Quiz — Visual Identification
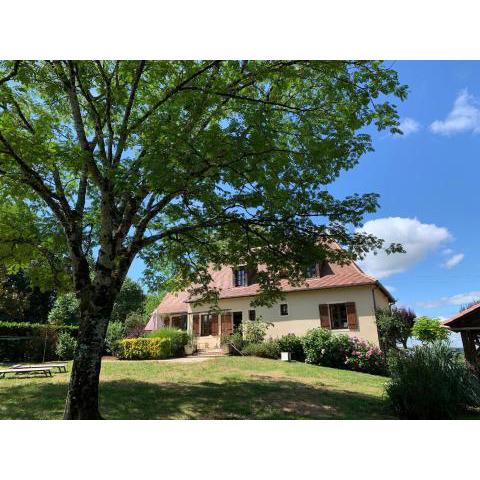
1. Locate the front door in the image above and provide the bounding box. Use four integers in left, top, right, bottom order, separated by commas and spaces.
233, 311, 243, 331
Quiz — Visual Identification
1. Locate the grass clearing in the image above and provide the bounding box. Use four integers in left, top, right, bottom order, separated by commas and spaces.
0, 356, 394, 419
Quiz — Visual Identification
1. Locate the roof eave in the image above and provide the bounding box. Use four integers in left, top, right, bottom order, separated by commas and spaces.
375, 280, 396, 303
186, 280, 382, 302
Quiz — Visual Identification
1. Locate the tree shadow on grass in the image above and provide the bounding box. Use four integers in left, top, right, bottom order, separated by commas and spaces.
0, 376, 393, 420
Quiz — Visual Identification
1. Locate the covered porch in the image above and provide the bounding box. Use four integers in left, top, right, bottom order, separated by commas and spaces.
148, 310, 234, 350
444, 303, 480, 374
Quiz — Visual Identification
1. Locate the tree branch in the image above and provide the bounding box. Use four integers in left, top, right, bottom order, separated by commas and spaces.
0, 130, 70, 227
181, 86, 321, 113
49, 61, 104, 187
128, 61, 221, 133
0, 61, 20, 85
10, 98, 35, 134
113, 60, 146, 165
70, 61, 109, 165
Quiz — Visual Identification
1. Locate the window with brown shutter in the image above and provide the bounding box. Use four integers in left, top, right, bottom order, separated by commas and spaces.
345, 302, 358, 330
319, 304, 331, 329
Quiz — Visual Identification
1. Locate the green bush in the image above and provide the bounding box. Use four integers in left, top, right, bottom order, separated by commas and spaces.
144, 327, 189, 356
241, 319, 272, 344
105, 321, 125, 356
48, 293, 80, 326
55, 332, 77, 360
303, 328, 386, 375
0, 321, 78, 361
242, 339, 281, 359
277, 334, 305, 361
110, 278, 145, 324
385, 342, 480, 419
412, 316, 449, 343
375, 307, 415, 351
116, 338, 172, 360
221, 331, 245, 355
125, 311, 148, 338
344, 337, 386, 375
303, 328, 351, 368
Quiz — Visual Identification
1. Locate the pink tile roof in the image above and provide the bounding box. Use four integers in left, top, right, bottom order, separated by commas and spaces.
155, 290, 190, 314
154, 260, 393, 315
443, 302, 480, 330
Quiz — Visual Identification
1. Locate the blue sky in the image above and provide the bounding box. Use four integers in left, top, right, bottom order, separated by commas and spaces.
333, 61, 480, 323
130, 61, 480, 328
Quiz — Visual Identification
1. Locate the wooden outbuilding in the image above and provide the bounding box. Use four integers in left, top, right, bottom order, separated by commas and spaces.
444, 303, 480, 373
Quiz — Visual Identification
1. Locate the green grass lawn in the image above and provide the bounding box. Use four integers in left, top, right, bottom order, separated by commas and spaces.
0, 357, 394, 419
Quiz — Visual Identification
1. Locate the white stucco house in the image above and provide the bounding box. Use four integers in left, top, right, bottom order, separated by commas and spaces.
145, 259, 394, 349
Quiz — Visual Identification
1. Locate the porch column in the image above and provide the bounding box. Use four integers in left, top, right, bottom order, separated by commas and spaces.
187, 312, 194, 336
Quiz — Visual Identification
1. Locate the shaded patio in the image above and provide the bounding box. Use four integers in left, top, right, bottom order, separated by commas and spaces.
444, 303, 480, 373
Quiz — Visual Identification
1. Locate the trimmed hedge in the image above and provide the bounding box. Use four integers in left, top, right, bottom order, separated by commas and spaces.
116, 338, 174, 360
144, 328, 189, 356
0, 321, 78, 336
0, 321, 79, 362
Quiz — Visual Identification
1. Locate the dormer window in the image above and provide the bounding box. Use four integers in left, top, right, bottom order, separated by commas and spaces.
233, 267, 248, 287
305, 264, 318, 278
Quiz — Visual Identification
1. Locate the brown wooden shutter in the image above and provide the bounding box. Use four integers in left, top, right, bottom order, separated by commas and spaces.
221, 312, 233, 336
211, 314, 219, 336
193, 314, 200, 335
319, 304, 331, 329
346, 302, 358, 330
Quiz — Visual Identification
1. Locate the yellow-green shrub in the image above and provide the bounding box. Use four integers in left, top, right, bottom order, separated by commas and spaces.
116, 337, 173, 360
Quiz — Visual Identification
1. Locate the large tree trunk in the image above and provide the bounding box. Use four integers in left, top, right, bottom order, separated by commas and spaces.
63, 283, 116, 419
63, 211, 133, 419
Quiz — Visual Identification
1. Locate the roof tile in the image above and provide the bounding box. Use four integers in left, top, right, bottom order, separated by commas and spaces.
155, 260, 390, 314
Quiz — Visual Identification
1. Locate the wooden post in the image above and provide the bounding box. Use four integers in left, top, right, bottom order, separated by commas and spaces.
461, 330, 480, 374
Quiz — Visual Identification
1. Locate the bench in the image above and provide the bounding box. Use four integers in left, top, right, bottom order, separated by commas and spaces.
13, 363, 67, 373
0, 367, 53, 379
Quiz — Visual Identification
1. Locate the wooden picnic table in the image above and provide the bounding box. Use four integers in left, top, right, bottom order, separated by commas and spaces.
13, 363, 67, 373
0, 366, 53, 379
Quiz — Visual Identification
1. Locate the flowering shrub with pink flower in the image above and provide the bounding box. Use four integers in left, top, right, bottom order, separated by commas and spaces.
344, 337, 386, 375
303, 328, 387, 376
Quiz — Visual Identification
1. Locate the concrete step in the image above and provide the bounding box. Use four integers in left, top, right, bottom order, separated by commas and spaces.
193, 349, 226, 357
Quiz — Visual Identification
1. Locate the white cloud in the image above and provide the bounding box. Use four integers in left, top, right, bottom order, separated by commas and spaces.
357, 217, 452, 279
443, 253, 464, 269
418, 291, 480, 309
430, 89, 480, 135
442, 248, 454, 256
398, 117, 420, 136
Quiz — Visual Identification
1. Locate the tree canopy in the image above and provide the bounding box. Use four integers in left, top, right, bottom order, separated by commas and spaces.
0, 267, 55, 323
0, 60, 406, 418
110, 277, 145, 323
0, 61, 405, 304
